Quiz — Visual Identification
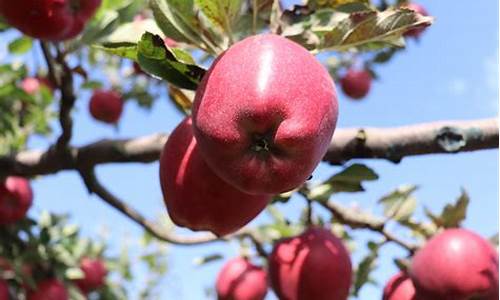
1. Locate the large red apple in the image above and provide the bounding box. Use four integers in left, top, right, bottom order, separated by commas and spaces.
340, 69, 372, 100
410, 228, 499, 300
192, 34, 338, 195
216, 257, 268, 300
159, 117, 271, 236
0, 0, 101, 41
0, 280, 7, 300
27, 279, 68, 300
0, 176, 33, 225
383, 272, 416, 300
89, 89, 124, 124
74, 257, 107, 293
268, 227, 352, 300
403, 3, 429, 38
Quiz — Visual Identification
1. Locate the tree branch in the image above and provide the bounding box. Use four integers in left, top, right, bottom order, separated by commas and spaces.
77, 167, 267, 250
54, 47, 76, 150
324, 118, 498, 164
320, 200, 419, 252
0, 118, 497, 177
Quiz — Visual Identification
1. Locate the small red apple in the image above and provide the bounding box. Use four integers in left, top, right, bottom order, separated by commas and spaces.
193, 34, 338, 195
0, 0, 101, 41
340, 69, 372, 100
159, 117, 271, 236
27, 279, 68, 300
21, 77, 54, 95
216, 257, 268, 300
74, 257, 107, 293
0, 176, 33, 225
269, 227, 352, 300
410, 228, 499, 300
89, 89, 124, 124
0, 280, 8, 300
383, 272, 416, 300
403, 3, 429, 38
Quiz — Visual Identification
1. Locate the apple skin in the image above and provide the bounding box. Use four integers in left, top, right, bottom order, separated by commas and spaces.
0, 176, 33, 225
159, 117, 271, 236
21, 77, 54, 94
403, 3, 429, 38
192, 34, 338, 195
89, 89, 124, 124
27, 279, 68, 300
383, 272, 416, 300
216, 257, 268, 300
268, 227, 352, 300
340, 69, 372, 100
0, 0, 101, 41
74, 257, 107, 293
0, 280, 7, 300
410, 228, 499, 300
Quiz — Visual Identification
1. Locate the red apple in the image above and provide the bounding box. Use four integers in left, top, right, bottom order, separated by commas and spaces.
0, 176, 33, 225
0, 0, 101, 41
21, 77, 54, 95
192, 34, 338, 195
159, 117, 271, 236
383, 272, 416, 300
216, 257, 268, 300
89, 89, 124, 124
269, 227, 352, 300
74, 257, 107, 293
0, 280, 8, 300
410, 228, 499, 300
340, 69, 372, 100
403, 3, 429, 38
27, 279, 68, 300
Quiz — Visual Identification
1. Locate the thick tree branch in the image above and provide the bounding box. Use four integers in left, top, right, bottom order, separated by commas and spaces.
324, 118, 498, 164
54, 47, 77, 150
0, 118, 497, 177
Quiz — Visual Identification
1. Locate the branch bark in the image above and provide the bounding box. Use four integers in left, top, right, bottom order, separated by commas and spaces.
1, 118, 496, 177
78, 167, 267, 249
320, 200, 419, 252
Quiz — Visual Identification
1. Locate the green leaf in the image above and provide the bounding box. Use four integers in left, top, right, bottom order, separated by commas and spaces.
378, 185, 418, 221
150, 0, 220, 53
425, 189, 470, 228
8, 37, 33, 54
136, 32, 206, 89
308, 164, 378, 201
352, 241, 380, 296
193, 254, 223, 266
281, 7, 433, 51
106, 18, 164, 44
440, 189, 470, 228
65, 267, 85, 280
308, 0, 370, 10
195, 0, 243, 30
94, 42, 138, 60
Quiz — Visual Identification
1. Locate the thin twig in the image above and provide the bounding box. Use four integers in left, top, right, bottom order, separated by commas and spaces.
319, 200, 419, 253
78, 167, 266, 247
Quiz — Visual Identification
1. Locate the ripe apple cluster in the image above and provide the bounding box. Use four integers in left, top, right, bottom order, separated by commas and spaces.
0, 0, 101, 41
216, 227, 352, 300
159, 34, 339, 236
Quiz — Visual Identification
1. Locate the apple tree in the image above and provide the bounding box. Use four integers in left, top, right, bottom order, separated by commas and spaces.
0, 0, 498, 299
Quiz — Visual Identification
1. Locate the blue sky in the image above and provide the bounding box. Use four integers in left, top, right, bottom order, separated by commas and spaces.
1, 0, 498, 299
